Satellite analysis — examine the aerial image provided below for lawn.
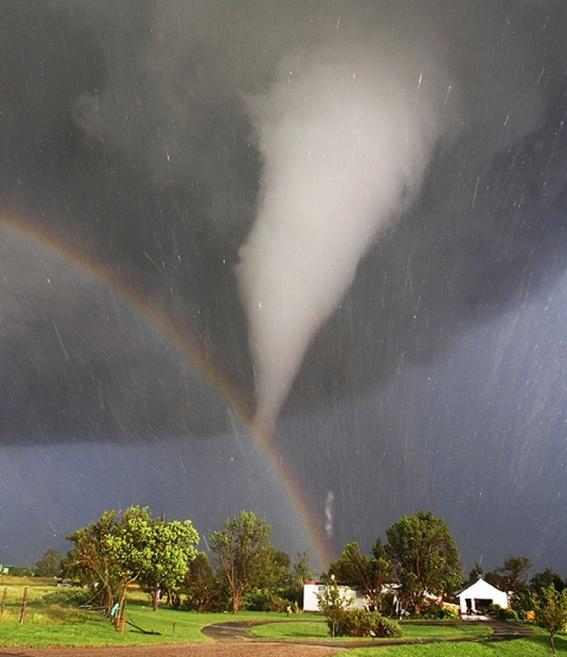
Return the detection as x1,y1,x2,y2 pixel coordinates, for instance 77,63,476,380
250,618,491,642
341,634,567,657
0,578,298,648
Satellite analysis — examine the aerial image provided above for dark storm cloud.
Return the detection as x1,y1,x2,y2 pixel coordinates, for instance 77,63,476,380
3,0,567,574
2,0,567,436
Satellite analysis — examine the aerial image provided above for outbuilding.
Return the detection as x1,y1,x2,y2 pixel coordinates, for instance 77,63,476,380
456,577,508,615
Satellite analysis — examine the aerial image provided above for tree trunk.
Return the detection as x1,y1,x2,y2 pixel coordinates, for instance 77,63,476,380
232,590,241,613
152,586,160,611
116,583,127,627
550,632,556,657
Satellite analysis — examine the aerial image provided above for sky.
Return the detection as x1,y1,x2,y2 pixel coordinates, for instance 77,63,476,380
1,0,567,576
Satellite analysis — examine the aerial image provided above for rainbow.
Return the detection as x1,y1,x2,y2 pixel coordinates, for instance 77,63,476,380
0,211,334,568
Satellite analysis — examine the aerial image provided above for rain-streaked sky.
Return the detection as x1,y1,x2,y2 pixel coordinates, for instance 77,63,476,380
1,0,567,574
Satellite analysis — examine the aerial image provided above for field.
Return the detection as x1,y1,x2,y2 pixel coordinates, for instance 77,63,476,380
0,577,299,648
1,576,566,656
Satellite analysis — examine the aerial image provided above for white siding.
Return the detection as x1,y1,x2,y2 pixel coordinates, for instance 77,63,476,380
302,583,367,612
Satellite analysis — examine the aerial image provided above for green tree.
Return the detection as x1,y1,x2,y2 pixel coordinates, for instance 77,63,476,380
65,510,122,611
35,549,63,578
497,555,532,593
329,541,392,611
286,551,315,607
65,507,199,619
209,510,277,613
535,584,567,657
105,507,199,619
386,511,463,615
317,574,351,637
182,552,224,612
465,563,484,585
532,569,566,596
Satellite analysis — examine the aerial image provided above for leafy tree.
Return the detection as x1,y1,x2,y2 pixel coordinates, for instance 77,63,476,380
317,574,351,637
105,507,199,619
8,565,35,577
497,555,532,593
535,584,567,657
65,510,122,611
484,569,506,590
532,569,566,596
35,549,63,578
65,507,199,619
209,510,278,613
286,551,315,607
329,541,392,611
386,511,463,615
181,552,224,612
465,563,484,585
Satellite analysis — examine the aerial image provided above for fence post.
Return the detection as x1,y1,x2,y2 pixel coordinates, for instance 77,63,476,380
19,587,28,624
0,587,7,617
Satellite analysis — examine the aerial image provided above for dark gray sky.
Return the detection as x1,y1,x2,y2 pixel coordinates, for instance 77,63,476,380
1,0,567,575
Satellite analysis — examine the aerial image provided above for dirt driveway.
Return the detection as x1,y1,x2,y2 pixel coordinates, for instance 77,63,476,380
0,644,343,657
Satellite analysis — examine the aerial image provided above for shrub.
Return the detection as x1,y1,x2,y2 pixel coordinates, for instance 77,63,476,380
420,601,458,619
333,609,402,638
244,588,289,612
335,609,377,637
489,604,519,621
377,615,403,637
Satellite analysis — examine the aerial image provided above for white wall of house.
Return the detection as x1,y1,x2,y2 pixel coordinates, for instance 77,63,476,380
457,578,508,614
303,583,367,612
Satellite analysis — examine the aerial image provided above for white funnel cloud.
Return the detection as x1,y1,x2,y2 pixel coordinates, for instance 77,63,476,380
238,43,450,431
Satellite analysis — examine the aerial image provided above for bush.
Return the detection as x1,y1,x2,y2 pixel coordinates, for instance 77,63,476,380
489,604,519,621
377,615,403,637
335,609,377,637
333,609,402,638
420,601,458,619
244,588,289,612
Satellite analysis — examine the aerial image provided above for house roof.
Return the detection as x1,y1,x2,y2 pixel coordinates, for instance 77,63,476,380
455,577,507,597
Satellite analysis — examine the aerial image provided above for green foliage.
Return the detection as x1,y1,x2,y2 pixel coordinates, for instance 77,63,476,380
532,570,566,596
419,600,458,619
386,511,463,614
376,615,403,637
497,555,532,593
329,541,392,611
181,552,224,612
535,584,567,657
317,575,351,637
8,565,35,577
65,507,199,615
513,588,535,615
333,609,403,638
488,604,519,621
64,510,122,610
466,563,484,585
335,609,378,637
34,549,63,578
284,551,315,605
209,510,281,613
244,587,289,612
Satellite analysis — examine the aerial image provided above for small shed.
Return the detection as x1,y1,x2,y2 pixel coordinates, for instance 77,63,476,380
457,577,508,615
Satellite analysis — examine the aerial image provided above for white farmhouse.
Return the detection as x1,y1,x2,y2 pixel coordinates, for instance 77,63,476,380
456,577,508,615
302,580,367,612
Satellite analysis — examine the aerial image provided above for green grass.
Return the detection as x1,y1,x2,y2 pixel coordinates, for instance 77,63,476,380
341,633,567,657
0,579,301,648
250,619,491,642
